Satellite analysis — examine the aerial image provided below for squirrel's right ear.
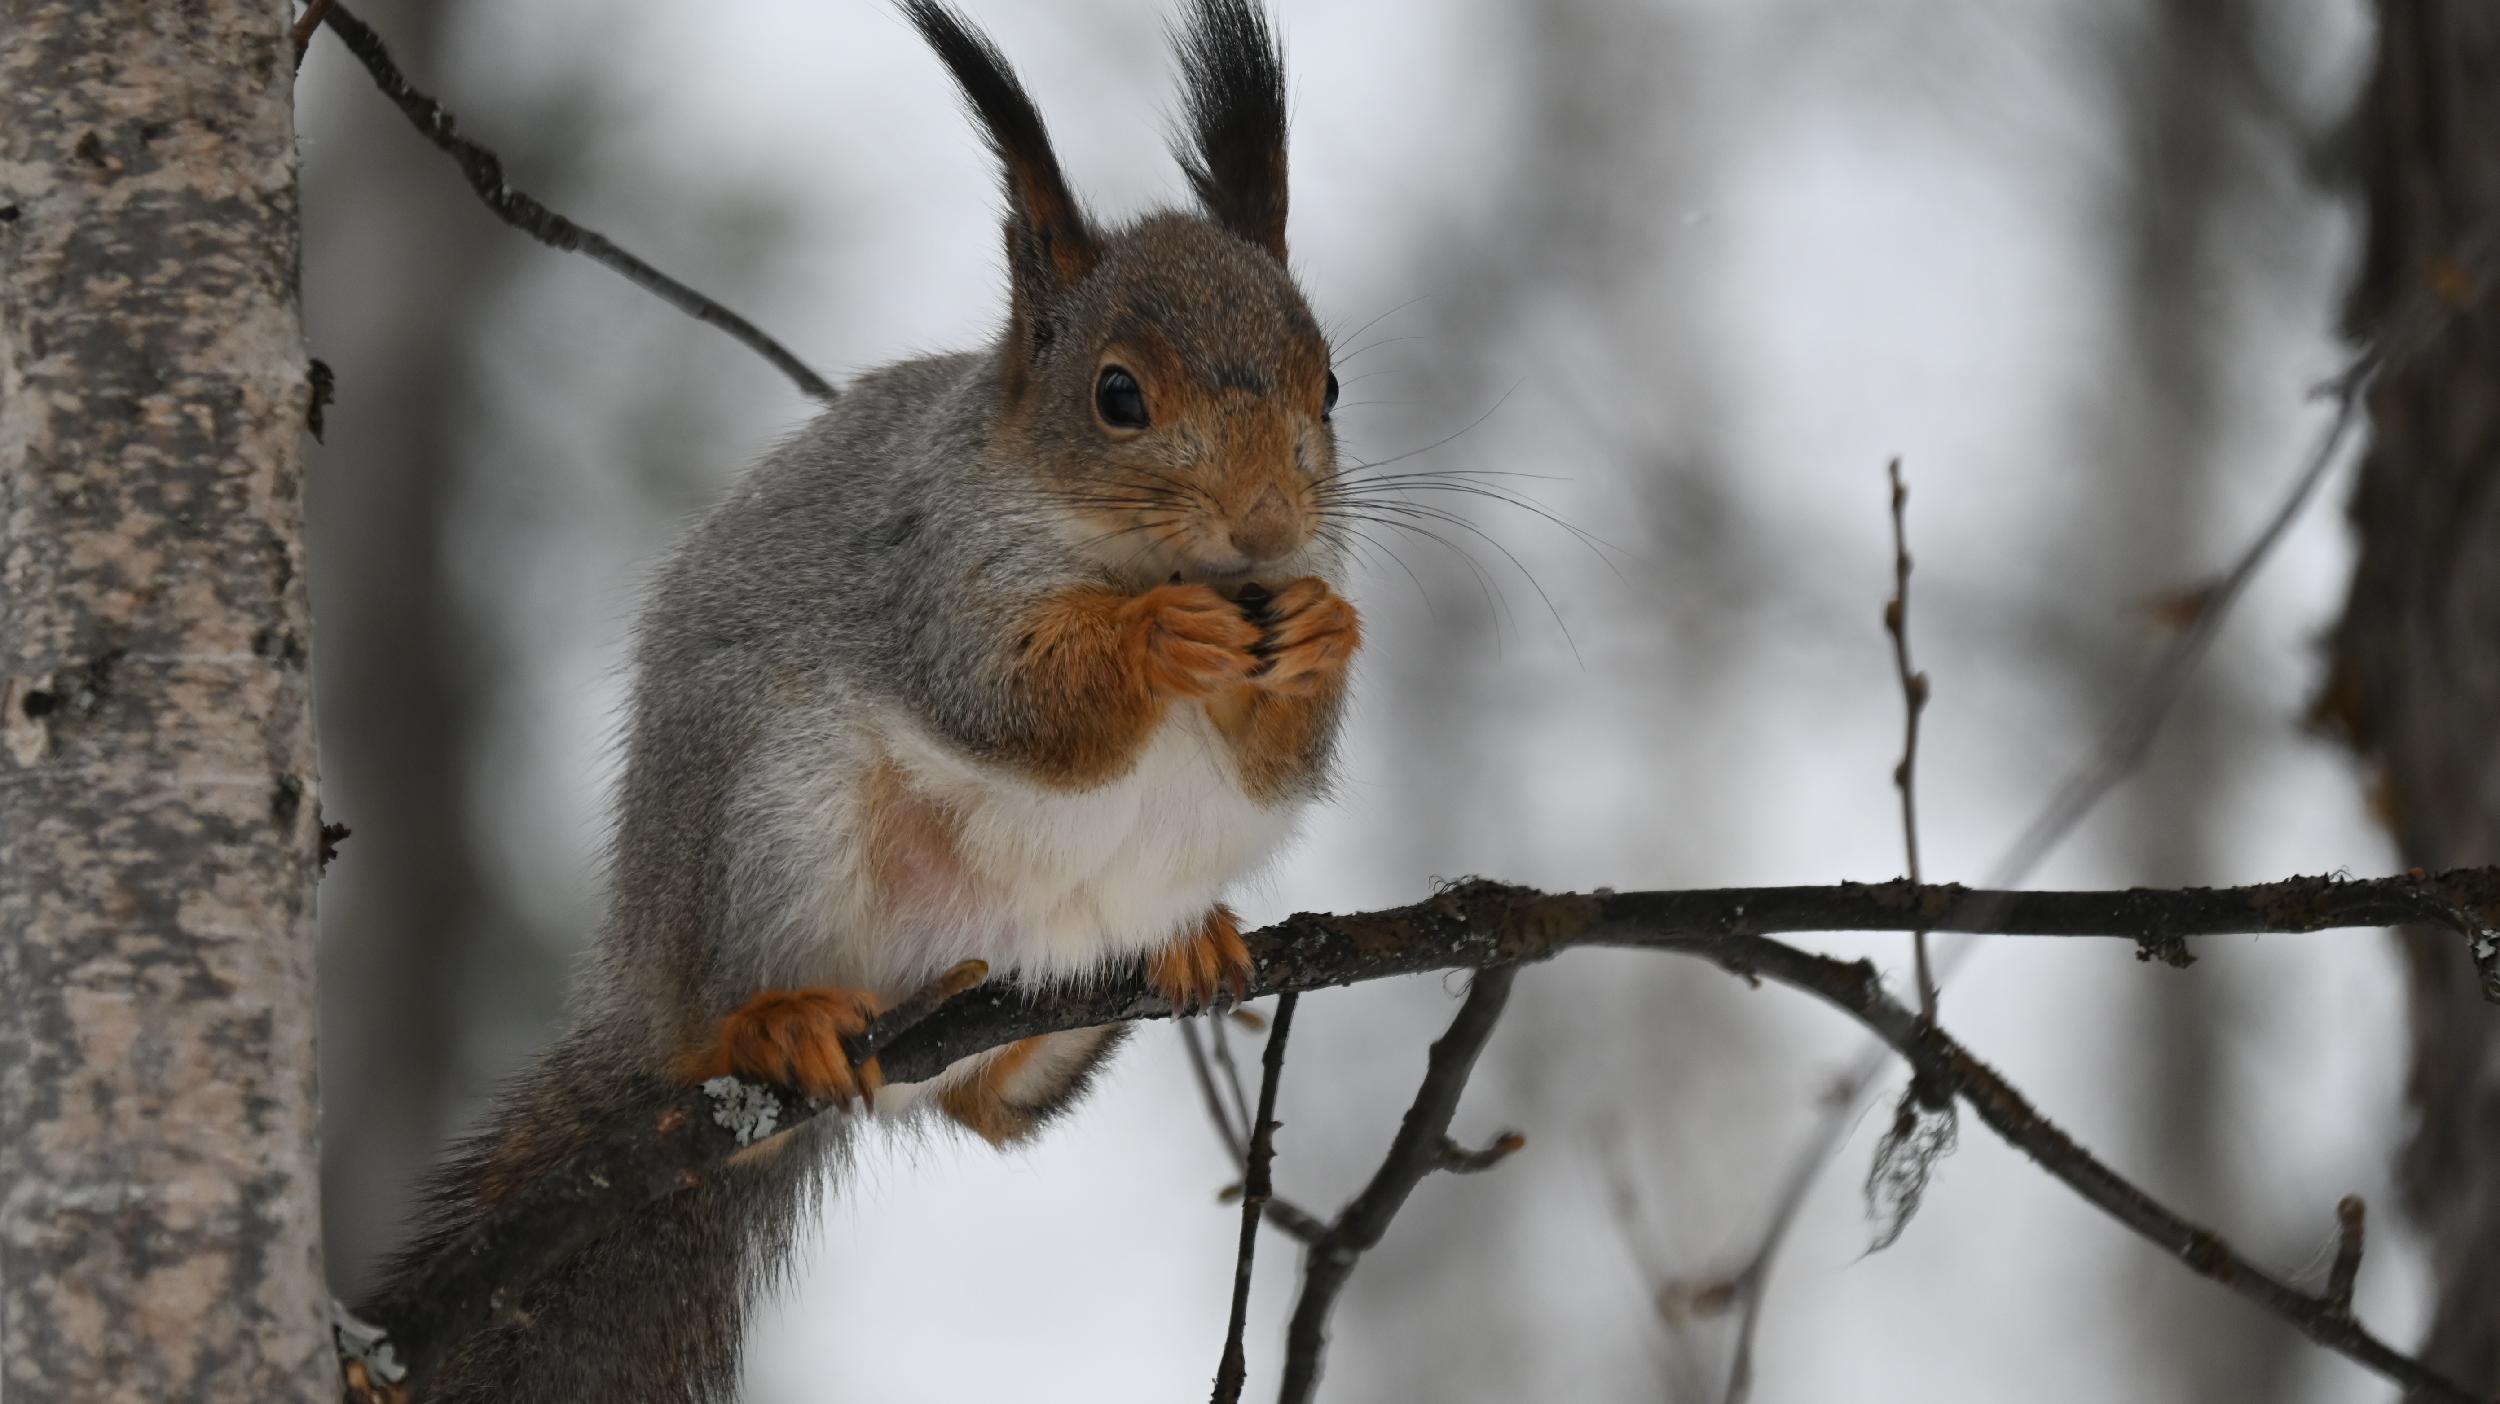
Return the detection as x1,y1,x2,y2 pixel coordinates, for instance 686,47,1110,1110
903,3,1100,363
1171,0,1290,261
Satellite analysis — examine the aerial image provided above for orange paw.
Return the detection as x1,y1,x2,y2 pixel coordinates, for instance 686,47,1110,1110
687,987,887,1107
1129,584,1264,699
1248,578,1360,696
1147,906,1255,1012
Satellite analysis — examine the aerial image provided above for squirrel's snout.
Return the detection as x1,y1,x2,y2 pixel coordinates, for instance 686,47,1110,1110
1226,484,1302,563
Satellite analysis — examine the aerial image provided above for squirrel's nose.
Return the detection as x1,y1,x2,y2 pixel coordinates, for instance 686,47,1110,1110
1228,484,1301,563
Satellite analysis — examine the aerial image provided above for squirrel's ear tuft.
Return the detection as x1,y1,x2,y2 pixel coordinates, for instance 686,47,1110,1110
903,2,1099,301
1169,0,1290,261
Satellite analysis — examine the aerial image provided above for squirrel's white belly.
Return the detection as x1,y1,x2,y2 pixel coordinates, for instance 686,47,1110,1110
869,705,1299,982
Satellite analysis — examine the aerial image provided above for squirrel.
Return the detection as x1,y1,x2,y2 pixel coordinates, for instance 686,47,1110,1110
357,2,1359,1399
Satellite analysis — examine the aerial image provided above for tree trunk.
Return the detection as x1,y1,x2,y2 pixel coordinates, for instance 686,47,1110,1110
0,4,330,1401
2331,1,2500,1394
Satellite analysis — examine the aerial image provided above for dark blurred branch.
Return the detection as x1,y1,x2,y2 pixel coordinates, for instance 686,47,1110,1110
1276,966,1519,1404
308,3,839,402
354,868,2500,1401
1212,993,1299,1404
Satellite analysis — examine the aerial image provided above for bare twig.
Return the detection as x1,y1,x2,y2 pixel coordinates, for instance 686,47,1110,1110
358,868,2500,1401
308,4,838,402
1883,458,1937,1025
1438,1130,1527,1172
1277,966,1520,1404
1184,1021,1335,1243
2326,1194,2366,1317
1734,939,2471,1404
291,0,336,67
1181,1021,1250,1159
1711,342,2391,1401
1212,992,1300,1404
1209,1016,1260,1147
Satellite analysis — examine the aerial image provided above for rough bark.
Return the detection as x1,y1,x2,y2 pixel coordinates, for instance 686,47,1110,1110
2332,1,2500,1393
0,3,329,1401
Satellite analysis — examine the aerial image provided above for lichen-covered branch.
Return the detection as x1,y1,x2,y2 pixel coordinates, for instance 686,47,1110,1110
358,868,2500,1401
1,1,331,1399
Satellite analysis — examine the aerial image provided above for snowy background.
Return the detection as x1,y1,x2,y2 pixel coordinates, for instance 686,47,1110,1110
299,2,2410,1399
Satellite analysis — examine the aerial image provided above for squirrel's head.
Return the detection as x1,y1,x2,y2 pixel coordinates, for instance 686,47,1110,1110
906,0,1339,591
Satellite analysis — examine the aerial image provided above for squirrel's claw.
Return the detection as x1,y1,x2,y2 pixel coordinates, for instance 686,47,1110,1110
1248,578,1360,695
1147,905,1255,1012
688,986,888,1108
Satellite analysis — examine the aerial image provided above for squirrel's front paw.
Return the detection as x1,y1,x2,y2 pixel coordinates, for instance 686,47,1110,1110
1248,578,1361,695
688,987,887,1107
1146,906,1254,1012
1127,583,1264,699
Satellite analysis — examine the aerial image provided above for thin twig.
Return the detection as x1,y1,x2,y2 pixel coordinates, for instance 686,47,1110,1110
291,0,336,68
309,4,838,402
1277,966,1520,1404
1181,1021,1250,1159
356,868,2500,1401
1882,458,1937,1026
1184,1021,1335,1242
1733,940,2471,1404
1438,1130,1527,1172
1209,1015,1260,1150
2325,1194,2366,1317
1712,340,2390,1402
1212,992,1299,1404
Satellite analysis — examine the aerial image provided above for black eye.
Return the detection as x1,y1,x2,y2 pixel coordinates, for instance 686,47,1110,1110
1322,370,1340,419
1096,366,1149,430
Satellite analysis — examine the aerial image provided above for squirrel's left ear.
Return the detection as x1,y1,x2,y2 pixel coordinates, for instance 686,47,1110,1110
1170,0,1290,261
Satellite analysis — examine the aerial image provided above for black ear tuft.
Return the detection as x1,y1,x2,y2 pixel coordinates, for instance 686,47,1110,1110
1170,0,1290,260
902,1,1098,293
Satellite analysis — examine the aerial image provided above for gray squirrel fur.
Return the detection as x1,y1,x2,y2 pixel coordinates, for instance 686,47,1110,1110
358,2,1358,1399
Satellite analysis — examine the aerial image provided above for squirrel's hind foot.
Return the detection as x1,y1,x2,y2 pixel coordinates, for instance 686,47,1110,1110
1146,905,1255,1013
683,987,888,1107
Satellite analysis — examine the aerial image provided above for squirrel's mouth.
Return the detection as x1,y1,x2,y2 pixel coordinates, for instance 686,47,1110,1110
1168,569,1275,603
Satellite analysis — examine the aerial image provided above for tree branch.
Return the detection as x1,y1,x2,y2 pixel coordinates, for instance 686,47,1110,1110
1882,457,1937,1024
1276,966,1519,1404
358,867,2500,1401
1211,993,1300,1404
308,4,838,402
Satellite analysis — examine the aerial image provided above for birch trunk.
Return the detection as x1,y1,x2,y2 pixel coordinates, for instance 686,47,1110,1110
0,2,330,1400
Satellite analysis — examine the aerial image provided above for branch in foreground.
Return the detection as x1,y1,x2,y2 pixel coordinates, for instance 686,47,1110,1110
1731,933,2469,1403
1712,335,2389,1397
361,868,2500,1401
1181,1022,1332,1242
1211,991,1299,1404
1277,965,1518,1404
311,4,839,402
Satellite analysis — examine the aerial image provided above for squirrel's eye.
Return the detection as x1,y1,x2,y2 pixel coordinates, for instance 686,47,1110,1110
1095,367,1150,430
1322,370,1340,419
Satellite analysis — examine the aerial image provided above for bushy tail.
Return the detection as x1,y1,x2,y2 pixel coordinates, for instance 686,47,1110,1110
359,1023,824,1404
